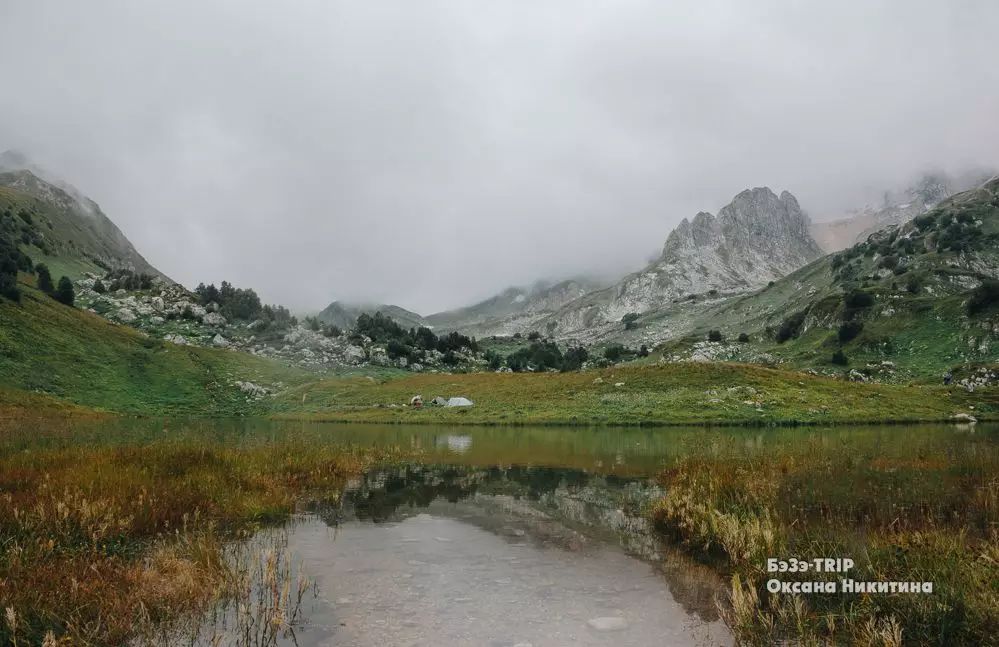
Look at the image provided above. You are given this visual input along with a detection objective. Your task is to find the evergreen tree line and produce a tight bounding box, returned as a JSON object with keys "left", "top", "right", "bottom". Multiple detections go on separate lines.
{"left": 104, "top": 268, "right": 154, "bottom": 292}
{"left": 353, "top": 311, "right": 478, "bottom": 366}
{"left": 0, "top": 207, "right": 36, "bottom": 301}
{"left": 493, "top": 339, "right": 648, "bottom": 373}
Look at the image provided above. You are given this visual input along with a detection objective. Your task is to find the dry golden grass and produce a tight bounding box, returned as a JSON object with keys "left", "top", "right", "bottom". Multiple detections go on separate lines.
{"left": 0, "top": 434, "right": 411, "bottom": 645}
{"left": 653, "top": 439, "right": 999, "bottom": 646}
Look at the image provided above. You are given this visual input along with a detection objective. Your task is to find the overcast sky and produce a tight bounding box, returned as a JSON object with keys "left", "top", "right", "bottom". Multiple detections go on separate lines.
{"left": 1, "top": 0, "right": 998, "bottom": 314}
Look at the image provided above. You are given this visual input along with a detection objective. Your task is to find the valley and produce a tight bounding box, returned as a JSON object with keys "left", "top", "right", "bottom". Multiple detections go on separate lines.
{"left": 1, "top": 154, "right": 998, "bottom": 647}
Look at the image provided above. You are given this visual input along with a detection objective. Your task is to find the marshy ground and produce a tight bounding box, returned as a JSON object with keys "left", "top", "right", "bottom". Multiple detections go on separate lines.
{"left": 1, "top": 417, "right": 996, "bottom": 646}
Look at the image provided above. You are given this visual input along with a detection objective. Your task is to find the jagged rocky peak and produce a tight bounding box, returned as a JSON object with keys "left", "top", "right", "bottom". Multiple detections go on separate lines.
{"left": 664, "top": 187, "right": 817, "bottom": 258}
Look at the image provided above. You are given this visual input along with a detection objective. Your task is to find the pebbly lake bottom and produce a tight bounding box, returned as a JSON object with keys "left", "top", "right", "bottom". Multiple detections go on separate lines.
{"left": 274, "top": 500, "right": 730, "bottom": 647}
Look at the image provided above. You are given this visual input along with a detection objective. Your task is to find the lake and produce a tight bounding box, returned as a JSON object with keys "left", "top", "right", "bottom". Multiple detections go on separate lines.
{"left": 2, "top": 418, "right": 997, "bottom": 646}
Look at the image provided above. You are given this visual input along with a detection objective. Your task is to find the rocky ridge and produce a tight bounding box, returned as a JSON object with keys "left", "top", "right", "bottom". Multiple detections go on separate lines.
{"left": 538, "top": 187, "right": 824, "bottom": 341}
{"left": 425, "top": 277, "right": 610, "bottom": 338}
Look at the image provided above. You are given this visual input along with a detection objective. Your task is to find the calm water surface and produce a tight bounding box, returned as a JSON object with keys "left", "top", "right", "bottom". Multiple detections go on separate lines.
{"left": 12, "top": 419, "right": 998, "bottom": 646}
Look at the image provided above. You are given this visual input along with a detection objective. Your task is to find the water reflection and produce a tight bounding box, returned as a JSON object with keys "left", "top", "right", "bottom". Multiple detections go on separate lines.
{"left": 284, "top": 463, "right": 731, "bottom": 647}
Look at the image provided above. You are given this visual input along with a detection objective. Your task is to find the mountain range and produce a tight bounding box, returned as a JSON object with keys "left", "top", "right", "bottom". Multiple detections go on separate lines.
{"left": 3, "top": 148, "right": 996, "bottom": 384}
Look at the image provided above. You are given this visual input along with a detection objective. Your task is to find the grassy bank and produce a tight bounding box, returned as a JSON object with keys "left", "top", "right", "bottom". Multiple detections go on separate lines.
{"left": 0, "top": 282, "right": 314, "bottom": 416}
{"left": 650, "top": 428, "right": 999, "bottom": 646}
{"left": 0, "top": 419, "right": 412, "bottom": 645}
{"left": 270, "top": 363, "right": 997, "bottom": 426}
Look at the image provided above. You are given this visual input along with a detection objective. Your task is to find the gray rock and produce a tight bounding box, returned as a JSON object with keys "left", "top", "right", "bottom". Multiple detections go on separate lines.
{"left": 115, "top": 308, "right": 137, "bottom": 323}
{"left": 202, "top": 312, "right": 227, "bottom": 326}
{"left": 212, "top": 334, "right": 231, "bottom": 348}
{"left": 235, "top": 381, "right": 270, "bottom": 397}
{"left": 344, "top": 345, "right": 366, "bottom": 363}
{"left": 587, "top": 617, "right": 628, "bottom": 632}
{"left": 151, "top": 296, "right": 165, "bottom": 312}
{"left": 150, "top": 316, "right": 165, "bottom": 325}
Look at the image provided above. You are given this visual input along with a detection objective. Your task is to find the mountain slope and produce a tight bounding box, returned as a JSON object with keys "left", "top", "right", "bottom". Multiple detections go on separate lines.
{"left": 0, "top": 151, "right": 168, "bottom": 281}
{"left": 0, "top": 280, "right": 312, "bottom": 414}
{"left": 541, "top": 187, "right": 824, "bottom": 340}
{"left": 425, "top": 277, "right": 610, "bottom": 336}
{"left": 317, "top": 301, "right": 428, "bottom": 331}
{"left": 810, "top": 170, "right": 995, "bottom": 252}
{"left": 656, "top": 176, "right": 999, "bottom": 381}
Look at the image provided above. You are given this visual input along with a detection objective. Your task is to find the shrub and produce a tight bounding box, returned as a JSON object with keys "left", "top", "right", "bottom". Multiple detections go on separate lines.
{"left": 906, "top": 274, "right": 923, "bottom": 294}
{"left": 707, "top": 330, "right": 723, "bottom": 342}
{"left": 506, "top": 340, "right": 563, "bottom": 372}
{"left": 603, "top": 344, "right": 626, "bottom": 363}
{"left": 738, "top": 333, "right": 750, "bottom": 343}
{"left": 622, "top": 312, "right": 639, "bottom": 330}
{"left": 0, "top": 274, "right": 19, "bottom": 302}
{"left": 831, "top": 350, "right": 849, "bottom": 366}
{"left": 35, "top": 263, "right": 54, "bottom": 294}
{"left": 967, "top": 280, "right": 999, "bottom": 316}
{"left": 386, "top": 339, "right": 411, "bottom": 360}
{"left": 55, "top": 276, "right": 75, "bottom": 306}
{"left": 485, "top": 349, "right": 502, "bottom": 371}
{"left": 844, "top": 289, "right": 874, "bottom": 309}
{"left": 527, "top": 331, "right": 541, "bottom": 341}
{"left": 777, "top": 309, "right": 808, "bottom": 343}
{"left": 838, "top": 320, "right": 864, "bottom": 343}
{"left": 637, "top": 344, "right": 650, "bottom": 358}
{"left": 561, "top": 346, "right": 589, "bottom": 372}
{"left": 93, "top": 279, "right": 107, "bottom": 293}
{"left": 877, "top": 255, "right": 898, "bottom": 270}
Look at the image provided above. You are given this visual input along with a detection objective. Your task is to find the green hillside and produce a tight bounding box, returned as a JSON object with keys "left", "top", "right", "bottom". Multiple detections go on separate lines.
{"left": 0, "top": 171, "right": 167, "bottom": 281}
{"left": 0, "top": 280, "right": 313, "bottom": 415}
{"left": 658, "top": 177, "right": 999, "bottom": 382}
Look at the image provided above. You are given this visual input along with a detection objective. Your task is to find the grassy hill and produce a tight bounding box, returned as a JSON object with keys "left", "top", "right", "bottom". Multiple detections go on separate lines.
{"left": 650, "top": 177, "right": 999, "bottom": 382}
{"left": 0, "top": 170, "right": 167, "bottom": 281}
{"left": 0, "top": 279, "right": 314, "bottom": 415}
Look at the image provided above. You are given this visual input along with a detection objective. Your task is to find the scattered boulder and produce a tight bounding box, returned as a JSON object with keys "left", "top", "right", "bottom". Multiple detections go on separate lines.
{"left": 235, "top": 381, "right": 270, "bottom": 397}
{"left": 151, "top": 296, "right": 165, "bottom": 312}
{"left": 212, "top": 334, "right": 232, "bottom": 348}
{"left": 115, "top": 308, "right": 137, "bottom": 323}
{"left": 202, "top": 312, "right": 227, "bottom": 326}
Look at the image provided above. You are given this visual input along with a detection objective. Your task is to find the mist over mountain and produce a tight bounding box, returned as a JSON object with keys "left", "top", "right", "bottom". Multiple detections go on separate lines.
{"left": 2, "top": 1, "right": 998, "bottom": 313}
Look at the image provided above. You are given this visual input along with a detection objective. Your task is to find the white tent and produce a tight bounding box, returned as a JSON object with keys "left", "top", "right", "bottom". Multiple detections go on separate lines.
{"left": 444, "top": 397, "right": 473, "bottom": 407}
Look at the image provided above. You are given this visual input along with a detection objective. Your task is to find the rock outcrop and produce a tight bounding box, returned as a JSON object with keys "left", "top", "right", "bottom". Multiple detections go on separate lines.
{"left": 541, "top": 187, "right": 824, "bottom": 338}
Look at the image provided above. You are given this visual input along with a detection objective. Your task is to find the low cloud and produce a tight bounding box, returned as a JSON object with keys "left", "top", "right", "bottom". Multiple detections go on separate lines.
{"left": 2, "top": 0, "right": 997, "bottom": 313}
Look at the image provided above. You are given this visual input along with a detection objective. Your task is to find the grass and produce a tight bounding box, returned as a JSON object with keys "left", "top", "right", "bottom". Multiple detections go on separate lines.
{"left": 650, "top": 427, "right": 999, "bottom": 646}
{"left": 0, "top": 281, "right": 315, "bottom": 416}
{"left": 269, "top": 362, "right": 998, "bottom": 426}
{"left": 0, "top": 417, "right": 412, "bottom": 645}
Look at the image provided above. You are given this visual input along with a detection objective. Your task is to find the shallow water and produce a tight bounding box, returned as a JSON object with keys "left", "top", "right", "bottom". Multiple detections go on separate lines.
{"left": 9, "top": 418, "right": 998, "bottom": 646}
{"left": 282, "top": 499, "right": 730, "bottom": 647}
